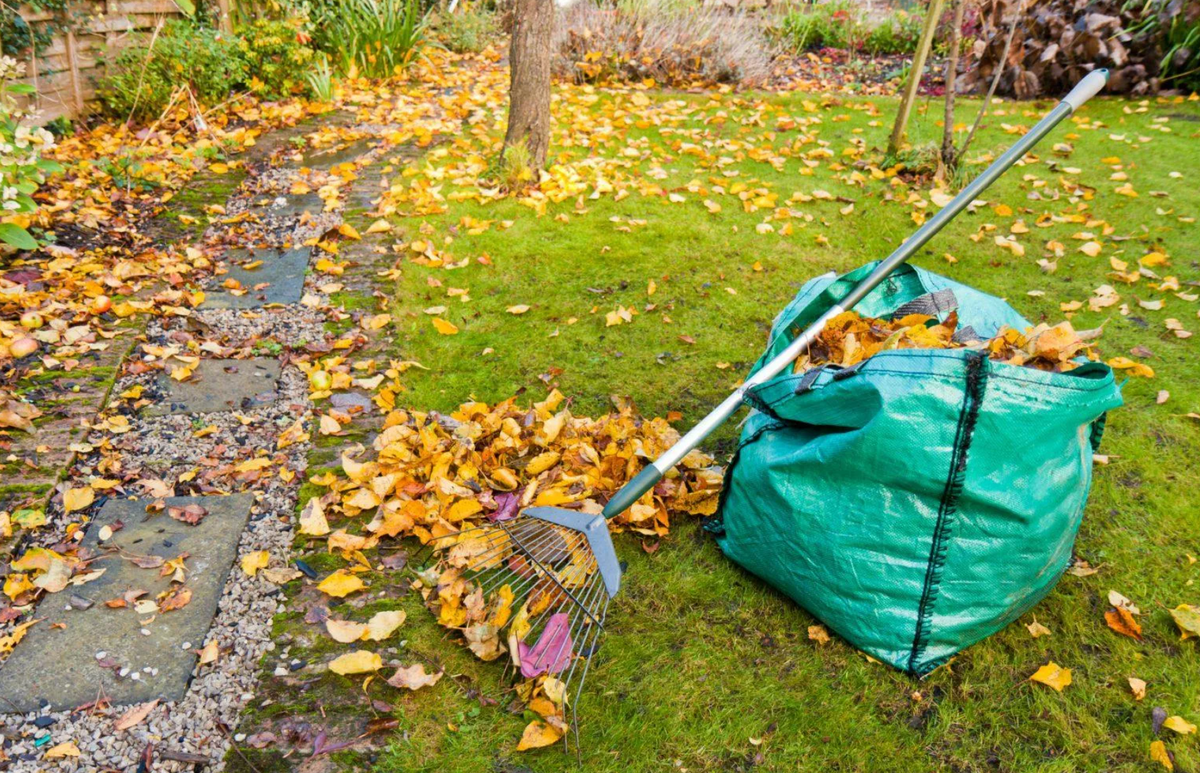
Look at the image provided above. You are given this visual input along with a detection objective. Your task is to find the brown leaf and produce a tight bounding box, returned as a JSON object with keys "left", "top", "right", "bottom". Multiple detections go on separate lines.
{"left": 167, "top": 504, "right": 207, "bottom": 525}
{"left": 114, "top": 699, "right": 159, "bottom": 731}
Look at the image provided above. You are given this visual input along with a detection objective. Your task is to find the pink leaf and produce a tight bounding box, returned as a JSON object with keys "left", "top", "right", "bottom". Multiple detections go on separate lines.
{"left": 518, "top": 612, "right": 573, "bottom": 677}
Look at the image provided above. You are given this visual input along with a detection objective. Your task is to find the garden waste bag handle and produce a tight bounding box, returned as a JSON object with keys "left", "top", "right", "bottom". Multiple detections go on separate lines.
{"left": 601, "top": 68, "right": 1111, "bottom": 520}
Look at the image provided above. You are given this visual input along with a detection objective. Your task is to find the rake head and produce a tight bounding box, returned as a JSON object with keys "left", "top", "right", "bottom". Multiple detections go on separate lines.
{"left": 426, "top": 506, "right": 621, "bottom": 744}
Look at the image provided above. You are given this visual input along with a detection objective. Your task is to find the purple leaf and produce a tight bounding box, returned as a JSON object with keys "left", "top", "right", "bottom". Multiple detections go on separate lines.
{"left": 489, "top": 492, "right": 519, "bottom": 522}
{"left": 518, "top": 612, "right": 573, "bottom": 678}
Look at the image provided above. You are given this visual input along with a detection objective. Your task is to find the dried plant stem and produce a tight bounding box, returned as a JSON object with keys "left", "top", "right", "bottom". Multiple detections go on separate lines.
{"left": 958, "top": 1, "right": 1019, "bottom": 162}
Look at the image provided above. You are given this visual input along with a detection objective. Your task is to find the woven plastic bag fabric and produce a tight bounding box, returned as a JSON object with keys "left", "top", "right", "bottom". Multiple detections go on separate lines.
{"left": 714, "top": 262, "right": 1123, "bottom": 675}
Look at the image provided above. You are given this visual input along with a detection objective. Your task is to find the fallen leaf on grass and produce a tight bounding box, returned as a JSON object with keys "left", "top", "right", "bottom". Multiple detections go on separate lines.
{"left": 1169, "top": 605, "right": 1200, "bottom": 640}
{"left": 1151, "top": 740, "right": 1174, "bottom": 770}
{"left": 1030, "top": 662, "right": 1072, "bottom": 691}
{"left": 431, "top": 317, "right": 458, "bottom": 335}
{"left": 1129, "top": 677, "right": 1147, "bottom": 701}
{"left": 298, "top": 498, "right": 330, "bottom": 536}
{"left": 114, "top": 699, "right": 159, "bottom": 731}
{"left": 1105, "top": 606, "right": 1142, "bottom": 640}
{"left": 1026, "top": 619, "right": 1052, "bottom": 638}
{"left": 329, "top": 650, "right": 382, "bottom": 675}
{"left": 387, "top": 663, "right": 442, "bottom": 690}
{"left": 808, "top": 625, "right": 830, "bottom": 645}
{"left": 325, "top": 611, "right": 404, "bottom": 643}
{"left": 516, "top": 720, "right": 563, "bottom": 751}
{"left": 318, "top": 569, "right": 364, "bottom": 597}
{"left": 1163, "top": 716, "right": 1197, "bottom": 735}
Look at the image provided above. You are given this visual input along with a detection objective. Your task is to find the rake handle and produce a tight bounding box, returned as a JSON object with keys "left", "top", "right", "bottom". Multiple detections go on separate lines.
{"left": 602, "top": 69, "right": 1110, "bottom": 521}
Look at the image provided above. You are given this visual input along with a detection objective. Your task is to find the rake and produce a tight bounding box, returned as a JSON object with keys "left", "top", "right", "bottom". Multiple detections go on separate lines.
{"left": 428, "top": 70, "right": 1110, "bottom": 745}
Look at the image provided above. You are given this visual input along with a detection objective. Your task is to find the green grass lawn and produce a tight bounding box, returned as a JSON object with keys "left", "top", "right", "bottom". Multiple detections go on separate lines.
{"left": 240, "top": 84, "right": 1200, "bottom": 773}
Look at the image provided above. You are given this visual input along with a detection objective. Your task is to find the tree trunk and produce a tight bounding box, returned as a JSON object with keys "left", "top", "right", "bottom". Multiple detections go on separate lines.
{"left": 940, "top": 0, "right": 966, "bottom": 173}
{"left": 887, "top": 0, "right": 947, "bottom": 156}
{"left": 503, "top": 0, "right": 553, "bottom": 168}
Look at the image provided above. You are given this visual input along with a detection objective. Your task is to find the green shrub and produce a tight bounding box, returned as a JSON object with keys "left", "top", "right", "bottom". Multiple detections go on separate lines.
{"left": 862, "top": 10, "right": 923, "bottom": 55}
{"left": 773, "top": 0, "right": 865, "bottom": 53}
{"left": 0, "top": 56, "right": 59, "bottom": 250}
{"left": 99, "top": 21, "right": 246, "bottom": 120}
{"left": 237, "top": 18, "right": 316, "bottom": 99}
{"left": 437, "top": 3, "right": 498, "bottom": 53}
{"left": 325, "top": 0, "right": 428, "bottom": 78}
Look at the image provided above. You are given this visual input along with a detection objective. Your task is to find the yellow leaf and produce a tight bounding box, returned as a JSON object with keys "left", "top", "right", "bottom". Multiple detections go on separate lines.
{"left": 329, "top": 650, "right": 382, "bottom": 675}
{"left": 326, "top": 619, "right": 368, "bottom": 643}
{"left": 1107, "top": 357, "right": 1155, "bottom": 378}
{"left": 507, "top": 304, "right": 531, "bottom": 315}
{"left": 1150, "top": 740, "right": 1174, "bottom": 770}
{"left": 366, "top": 219, "right": 392, "bottom": 234}
{"left": 516, "top": 720, "right": 563, "bottom": 751}
{"left": 1026, "top": 619, "right": 1052, "bottom": 638}
{"left": 1029, "top": 661, "right": 1072, "bottom": 691}
{"left": 365, "top": 610, "right": 406, "bottom": 641}
{"left": 241, "top": 550, "right": 269, "bottom": 577}
{"left": 432, "top": 317, "right": 459, "bottom": 335}
{"left": 318, "top": 569, "right": 365, "bottom": 597}
{"left": 1129, "top": 677, "right": 1146, "bottom": 701}
{"left": 62, "top": 486, "right": 94, "bottom": 513}
{"left": 1170, "top": 604, "right": 1200, "bottom": 640}
{"left": 298, "top": 498, "right": 330, "bottom": 536}
{"left": 0, "top": 619, "right": 38, "bottom": 652}
{"left": 443, "top": 498, "right": 483, "bottom": 522}
{"left": 44, "top": 741, "right": 80, "bottom": 759}
{"left": 1164, "top": 716, "right": 1197, "bottom": 735}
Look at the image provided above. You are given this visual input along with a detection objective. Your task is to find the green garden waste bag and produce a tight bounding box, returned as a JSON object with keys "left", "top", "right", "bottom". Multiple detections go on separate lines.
{"left": 714, "top": 262, "right": 1123, "bottom": 675}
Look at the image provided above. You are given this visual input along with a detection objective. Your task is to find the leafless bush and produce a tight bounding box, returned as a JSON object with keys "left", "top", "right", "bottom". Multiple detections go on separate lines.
{"left": 551, "top": 1, "right": 776, "bottom": 87}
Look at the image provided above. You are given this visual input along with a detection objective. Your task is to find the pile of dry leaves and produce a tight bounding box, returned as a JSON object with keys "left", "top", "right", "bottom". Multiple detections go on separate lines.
{"left": 793, "top": 310, "right": 1100, "bottom": 373}
{"left": 303, "top": 390, "right": 722, "bottom": 748}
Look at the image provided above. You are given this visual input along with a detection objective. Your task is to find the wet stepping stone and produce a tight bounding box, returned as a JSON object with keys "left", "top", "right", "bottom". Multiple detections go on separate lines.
{"left": 146, "top": 358, "right": 280, "bottom": 416}
{"left": 269, "top": 191, "right": 326, "bottom": 219}
{"left": 0, "top": 494, "right": 254, "bottom": 712}
{"left": 202, "top": 247, "right": 310, "bottom": 309}
{"left": 303, "top": 138, "right": 373, "bottom": 170}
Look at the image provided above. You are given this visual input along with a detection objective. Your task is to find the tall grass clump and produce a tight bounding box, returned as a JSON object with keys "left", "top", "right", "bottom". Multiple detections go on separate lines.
{"left": 552, "top": 0, "right": 774, "bottom": 87}
{"left": 326, "top": 0, "right": 428, "bottom": 78}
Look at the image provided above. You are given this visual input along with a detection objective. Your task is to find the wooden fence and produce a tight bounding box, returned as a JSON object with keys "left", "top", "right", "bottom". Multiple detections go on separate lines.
{"left": 13, "top": 0, "right": 191, "bottom": 123}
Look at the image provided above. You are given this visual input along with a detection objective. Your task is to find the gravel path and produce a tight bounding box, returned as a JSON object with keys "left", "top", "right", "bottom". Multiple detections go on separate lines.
{"left": 0, "top": 107, "right": 413, "bottom": 772}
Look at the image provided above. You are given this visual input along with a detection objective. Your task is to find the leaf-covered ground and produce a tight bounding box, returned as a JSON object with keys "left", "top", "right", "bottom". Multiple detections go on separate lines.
{"left": 225, "top": 51, "right": 1200, "bottom": 773}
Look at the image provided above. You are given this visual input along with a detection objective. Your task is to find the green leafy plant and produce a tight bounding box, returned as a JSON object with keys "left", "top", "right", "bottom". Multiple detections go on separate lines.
{"left": 325, "top": 0, "right": 428, "bottom": 79}
{"left": 98, "top": 21, "right": 246, "bottom": 120}
{"left": 862, "top": 9, "right": 924, "bottom": 55}
{"left": 436, "top": 2, "right": 498, "bottom": 53}
{"left": 0, "top": 57, "right": 60, "bottom": 250}
{"left": 772, "top": 0, "right": 866, "bottom": 53}
{"left": 236, "top": 17, "right": 316, "bottom": 98}
{"left": 306, "top": 53, "right": 335, "bottom": 101}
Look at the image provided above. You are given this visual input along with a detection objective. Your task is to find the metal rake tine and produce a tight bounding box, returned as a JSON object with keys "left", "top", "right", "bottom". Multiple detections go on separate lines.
{"left": 533, "top": 569, "right": 606, "bottom": 676}
{"left": 474, "top": 523, "right": 575, "bottom": 578}
{"left": 524, "top": 549, "right": 598, "bottom": 636}
{"left": 526, "top": 568, "right": 602, "bottom": 675}
{"left": 475, "top": 527, "right": 583, "bottom": 595}
{"left": 472, "top": 525, "right": 580, "bottom": 597}
{"left": 463, "top": 521, "right": 556, "bottom": 576}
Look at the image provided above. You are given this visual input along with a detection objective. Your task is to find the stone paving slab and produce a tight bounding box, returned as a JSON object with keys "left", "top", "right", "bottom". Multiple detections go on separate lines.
{"left": 146, "top": 358, "right": 280, "bottom": 417}
{"left": 0, "top": 494, "right": 254, "bottom": 712}
{"left": 201, "top": 247, "right": 310, "bottom": 309}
